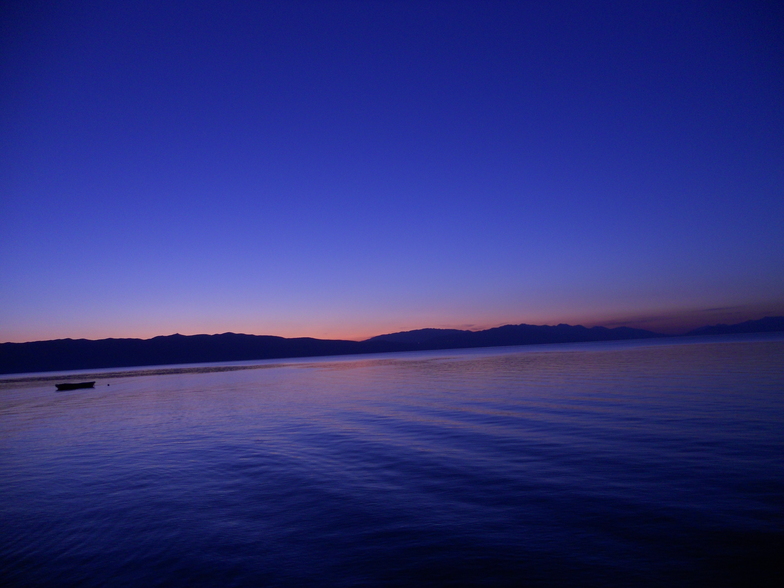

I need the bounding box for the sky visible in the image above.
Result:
[1,0,783,343]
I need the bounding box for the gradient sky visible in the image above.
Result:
[2,0,783,343]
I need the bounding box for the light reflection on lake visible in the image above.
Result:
[1,335,783,587]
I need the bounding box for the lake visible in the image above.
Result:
[1,335,782,587]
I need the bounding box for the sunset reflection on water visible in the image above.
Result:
[1,335,783,587]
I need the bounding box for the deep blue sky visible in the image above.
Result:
[2,0,783,342]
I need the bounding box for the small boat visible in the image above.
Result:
[55,381,96,391]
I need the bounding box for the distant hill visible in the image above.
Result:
[0,333,401,376]
[686,316,784,336]
[368,324,661,349]
[2,323,660,375]
[369,328,471,345]
[2,317,782,376]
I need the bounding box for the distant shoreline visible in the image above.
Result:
[1,317,782,377]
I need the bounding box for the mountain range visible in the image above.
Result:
[1,317,782,376]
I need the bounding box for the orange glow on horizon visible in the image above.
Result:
[3,300,783,345]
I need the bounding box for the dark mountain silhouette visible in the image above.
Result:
[1,323,658,375]
[368,324,660,349]
[0,333,402,376]
[685,316,784,336]
[1,316,781,376]
[369,328,470,345]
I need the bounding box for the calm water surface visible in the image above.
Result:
[1,336,783,587]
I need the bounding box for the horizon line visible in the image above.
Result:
[4,315,782,346]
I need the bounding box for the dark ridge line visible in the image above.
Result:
[1,316,782,376]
